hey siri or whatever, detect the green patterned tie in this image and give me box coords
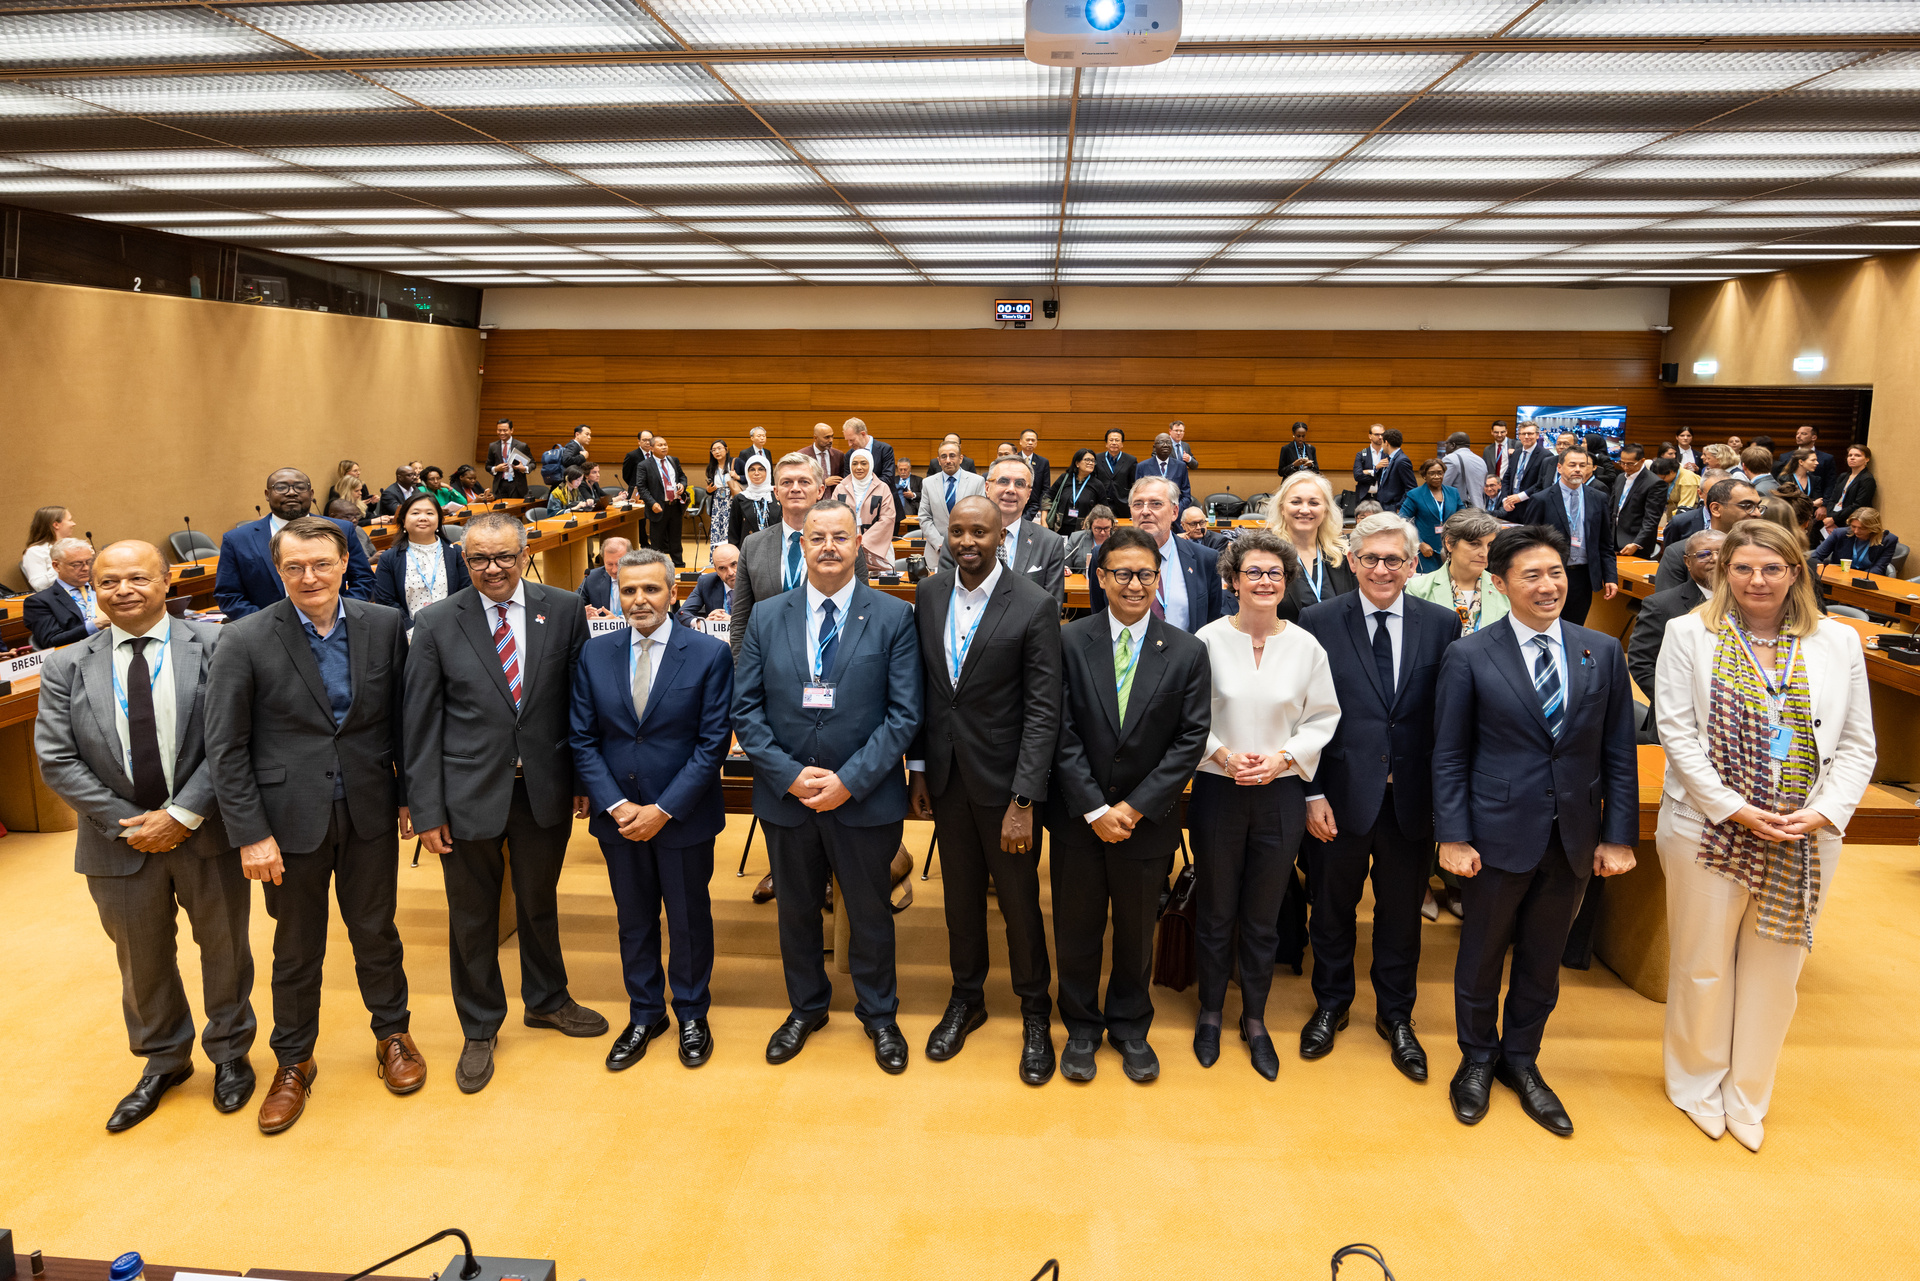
[1115,627,1136,721]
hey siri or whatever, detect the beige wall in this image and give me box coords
[1664,249,1920,539]
[1,278,484,588]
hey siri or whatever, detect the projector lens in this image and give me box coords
[1086,0,1124,29]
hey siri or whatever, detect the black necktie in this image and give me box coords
[1371,611,1395,703]
[125,637,169,811]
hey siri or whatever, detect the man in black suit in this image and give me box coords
[487,419,532,499]
[1498,422,1553,512]
[25,538,106,649]
[805,422,846,493]
[731,426,772,485]
[1610,444,1666,556]
[620,432,655,548]
[1654,477,1760,590]
[403,512,605,1094]
[1374,429,1417,512]
[1087,477,1230,631]
[1628,529,1724,742]
[1168,420,1199,470]
[377,465,420,518]
[1015,429,1051,521]
[1482,421,1511,492]
[1049,526,1211,1085]
[907,496,1063,1085]
[1519,448,1617,626]
[639,434,689,566]
[1296,513,1462,1081]
[891,457,921,517]
[1351,423,1387,506]
[1776,423,1836,493]
[840,418,896,492]
[1433,524,1638,1137]
[1278,421,1319,476]
[577,536,631,617]
[204,517,422,1135]
[679,541,738,630]
[1094,428,1136,499]
[1179,507,1230,552]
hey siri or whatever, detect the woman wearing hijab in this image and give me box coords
[841,447,897,573]
[728,455,778,550]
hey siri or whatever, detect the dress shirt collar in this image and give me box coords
[1508,611,1564,652]
[481,582,527,617]
[1109,609,1151,649]
[268,513,288,537]
[1359,590,1405,621]
[631,615,672,648]
[1558,478,1582,504]
[954,563,1002,608]
[805,576,858,620]
[108,614,171,647]
[782,517,806,537]
[297,598,347,638]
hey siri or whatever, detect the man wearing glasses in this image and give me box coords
[1628,529,1726,745]
[729,453,826,660]
[402,512,605,1095]
[1295,513,1463,1080]
[214,467,373,620]
[1653,478,1763,592]
[981,456,1067,605]
[206,517,420,1134]
[1087,476,1228,632]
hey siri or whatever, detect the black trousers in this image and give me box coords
[1191,772,1304,1020]
[1050,823,1171,1043]
[262,798,409,1067]
[1308,784,1429,1021]
[933,785,1052,1019]
[1454,826,1591,1067]
[1561,577,1594,625]
[494,477,528,500]
[766,810,901,1028]
[443,778,573,1039]
[650,501,686,564]
[599,834,715,1024]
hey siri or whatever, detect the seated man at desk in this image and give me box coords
[25,537,107,650]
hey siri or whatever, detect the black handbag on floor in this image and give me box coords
[1152,851,1199,991]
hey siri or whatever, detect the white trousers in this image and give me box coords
[1656,797,1838,1126]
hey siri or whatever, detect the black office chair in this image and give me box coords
[168,530,218,564]
[1202,492,1245,519]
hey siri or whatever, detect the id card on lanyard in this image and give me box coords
[1734,629,1800,761]
[1302,553,1327,603]
[805,604,848,708]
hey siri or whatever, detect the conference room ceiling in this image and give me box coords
[5,0,1920,288]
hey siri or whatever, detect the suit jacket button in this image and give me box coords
[627,773,635,780]
[1108,785,1119,795]
[1546,788,1554,796]
[1814,719,1822,727]
[808,757,817,765]
[1379,754,1388,763]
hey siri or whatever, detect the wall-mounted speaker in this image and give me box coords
[1659,362,1679,384]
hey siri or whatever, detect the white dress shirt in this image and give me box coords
[606,617,673,818]
[1084,611,1152,824]
[1196,617,1341,782]
[1306,594,1402,801]
[1155,534,1190,631]
[1511,446,1538,500]
[1001,518,1022,571]
[107,615,203,833]
[804,576,859,678]
[481,582,528,660]
[904,565,1003,774]
[1508,612,1568,695]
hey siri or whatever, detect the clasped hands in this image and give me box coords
[788,766,851,812]
[1215,748,1288,788]
[1438,839,1637,879]
[1730,804,1830,843]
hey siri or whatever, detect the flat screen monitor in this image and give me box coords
[1516,404,1628,456]
[996,298,1035,323]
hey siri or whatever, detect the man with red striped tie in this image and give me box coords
[403,512,605,1096]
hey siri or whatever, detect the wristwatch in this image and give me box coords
[1012,794,1033,810]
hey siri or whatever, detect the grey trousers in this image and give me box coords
[87,847,256,1075]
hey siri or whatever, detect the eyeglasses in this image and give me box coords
[1728,499,1767,513]
[1728,563,1795,583]
[989,476,1030,490]
[805,531,854,549]
[1356,554,1411,571]
[267,481,312,494]
[464,552,524,571]
[1100,567,1160,586]
[1687,551,1719,563]
[278,558,341,580]
[1238,567,1287,583]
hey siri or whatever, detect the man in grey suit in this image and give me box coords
[404,512,605,1095]
[729,452,826,659]
[733,499,923,1074]
[1442,433,1489,511]
[205,516,423,1135]
[36,540,256,1133]
[921,439,988,570]
[976,455,1067,604]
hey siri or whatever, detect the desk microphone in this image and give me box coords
[255,505,263,519]
[180,517,207,577]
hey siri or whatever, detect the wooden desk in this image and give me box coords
[0,671,73,834]
[523,505,644,591]
[1813,563,1920,621]
[10,1255,237,1281]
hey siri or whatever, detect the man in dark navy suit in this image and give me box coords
[571,548,733,1072]
[1432,524,1638,1138]
[1519,447,1617,626]
[1093,428,1137,499]
[1374,429,1418,513]
[1296,512,1462,1081]
[577,537,631,617]
[1352,423,1387,506]
[732,498,922,1074]
[213,468,373,619]
[25,538,106,649]
[1086,476,1229,631]
[678,542,737,630]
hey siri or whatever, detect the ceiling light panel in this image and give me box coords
[458,204,665,218]
[503,221,680,233]
[884,220,1058,237]
[1325,158,1597,181]
[696,219,877,233]
[88,210,272,222]
[1075,133,1362,161]
[1257,218,1456,231]
[722,59,1068,102]
[577,164,820,187]
[33,72,403,115]
[1818,51,1920,90]
[801,137,1064,162]
[1449,217,1665,231]
[263,145,534,168]
[157,224,333,239]
[1665,216,1863,229]
[1285,200,1498,215]
[822,161,1057,184]
[0,83,105,117]
[10,149,291,172]
[1501,198,1723,213]
[646,0,1025,49]
[1073,159,1324,183]
[1439,51,1858,94]
[335,223,506,236]
[366,63,730,107]
[1512,1,1920,38]
[229,0,676,56]
[1859,160,1920,179]
[124,172,359,190]
[1589,158,1859,179]
[652,204,853,216]
[341,168,583,187]
[1361,132,1664,158]
[1647,130,1920,157]
[1082,53,1458,97]
[1724,198,1920,212]
[733,243,901,257]
[903,243,1055,258]
[1178,0,1530,39]
[1222,240,1398,256]
[0,9,290,67]
[264,207,458,220]
[1387,243,1579,258]
[527,140,795,165]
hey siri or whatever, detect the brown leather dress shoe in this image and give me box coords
[751,872,776,904]
[257,1060,316,1135]
[376,1032,427,1095]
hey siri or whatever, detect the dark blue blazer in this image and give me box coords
[578,566,614,612]
[370,538,471,624]
[1375,450,1418,511]
[1520,484,1617,591]
[678,571,731,627]
[731,581,922,828]
[1086,535,1232,631]
[1500,446,1555,503]
[25,582,93,650]
[1811,528,1896,575]
[213,515,373,620]
[1296,590,1461,837]
[1134,453,1192,512]
[569,623,732,848]
[1432,619,1638,874]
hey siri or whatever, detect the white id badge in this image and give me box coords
[803,682,837,709]
[1067,506,1079,518]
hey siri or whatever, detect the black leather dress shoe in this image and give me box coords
[1376,1015,1429,1083]
[1241,1017,1279,1082]
[1495,1060,1574,1137]
[867,1022,909,1074]
[605,1015,671,1072]
[1112,1037,1160,1083]
[213,1058,255,1113]
[107,1064,194,1133]
[1019,1016,1055,1086]
[678,1017,713,1068]
[924,998,987,1062]
[1449,1058,1495,1126]
[1061,1038,1099,1082]
[1193,1022,1221,1068]
[766,1011,829,1065]
[1299,1005,1349,1059]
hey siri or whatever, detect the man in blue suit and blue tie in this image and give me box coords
[1134,433,1193,513]
[1432,524,1638,1138]
[733,498,923,1074]
[571,548,733,1072]
[214,468,373,619]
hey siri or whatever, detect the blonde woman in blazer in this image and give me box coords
[1653,518,1874,1152]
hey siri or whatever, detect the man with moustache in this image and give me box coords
[919,440,988,574]
[679,540,739,630]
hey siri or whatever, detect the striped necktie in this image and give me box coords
[1532,634,1563,738]
[493,602,522,708]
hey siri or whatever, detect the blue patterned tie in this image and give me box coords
[945,474,956,509]
[1532,634,1564,738]
[817,599,839,677]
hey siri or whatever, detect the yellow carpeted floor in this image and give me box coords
[2,815,1917,1280]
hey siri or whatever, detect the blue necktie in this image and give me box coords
[785,530,802,590]
[817,599,839,677]
[945,474,956,509]
[1532,635,1564,738]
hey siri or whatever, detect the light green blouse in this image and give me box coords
[1407,566,1510,632]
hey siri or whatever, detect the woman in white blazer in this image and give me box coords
[1653,518,1875,1152]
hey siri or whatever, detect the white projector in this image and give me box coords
[1024,0,1181,67]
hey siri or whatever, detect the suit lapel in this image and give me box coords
[1119,617,1172,742]
[518,584,551,709]
[923,571,955,690]
[639,626,686,727]
[1561,623,1590,723]
[342,601,371,724]
[1083,619,1123,739]
[80,633,129,783]
[956,572,1016,692]
[273,604,336,722]
[169,625,202,762]
[827,584,875,681]
[1342,594,1389,708]
[1392,601,1423,711]
[457,592,519,711]
[1492,622,1555,741]
[783,588,811,680]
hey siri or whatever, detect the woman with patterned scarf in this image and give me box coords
[1653,519,1875,1151]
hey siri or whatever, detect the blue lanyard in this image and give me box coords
[946,590,988,684]
[111,631,170,719]
[1852,540,1871,569]
[1069,475,1089,505]
[407,543,442,595]
[1732,627,1798,722]
[810,600,850,679]
[1113,624,1144,694]
[1302,553,1326,602]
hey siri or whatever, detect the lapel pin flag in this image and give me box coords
[535,614,546,624]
